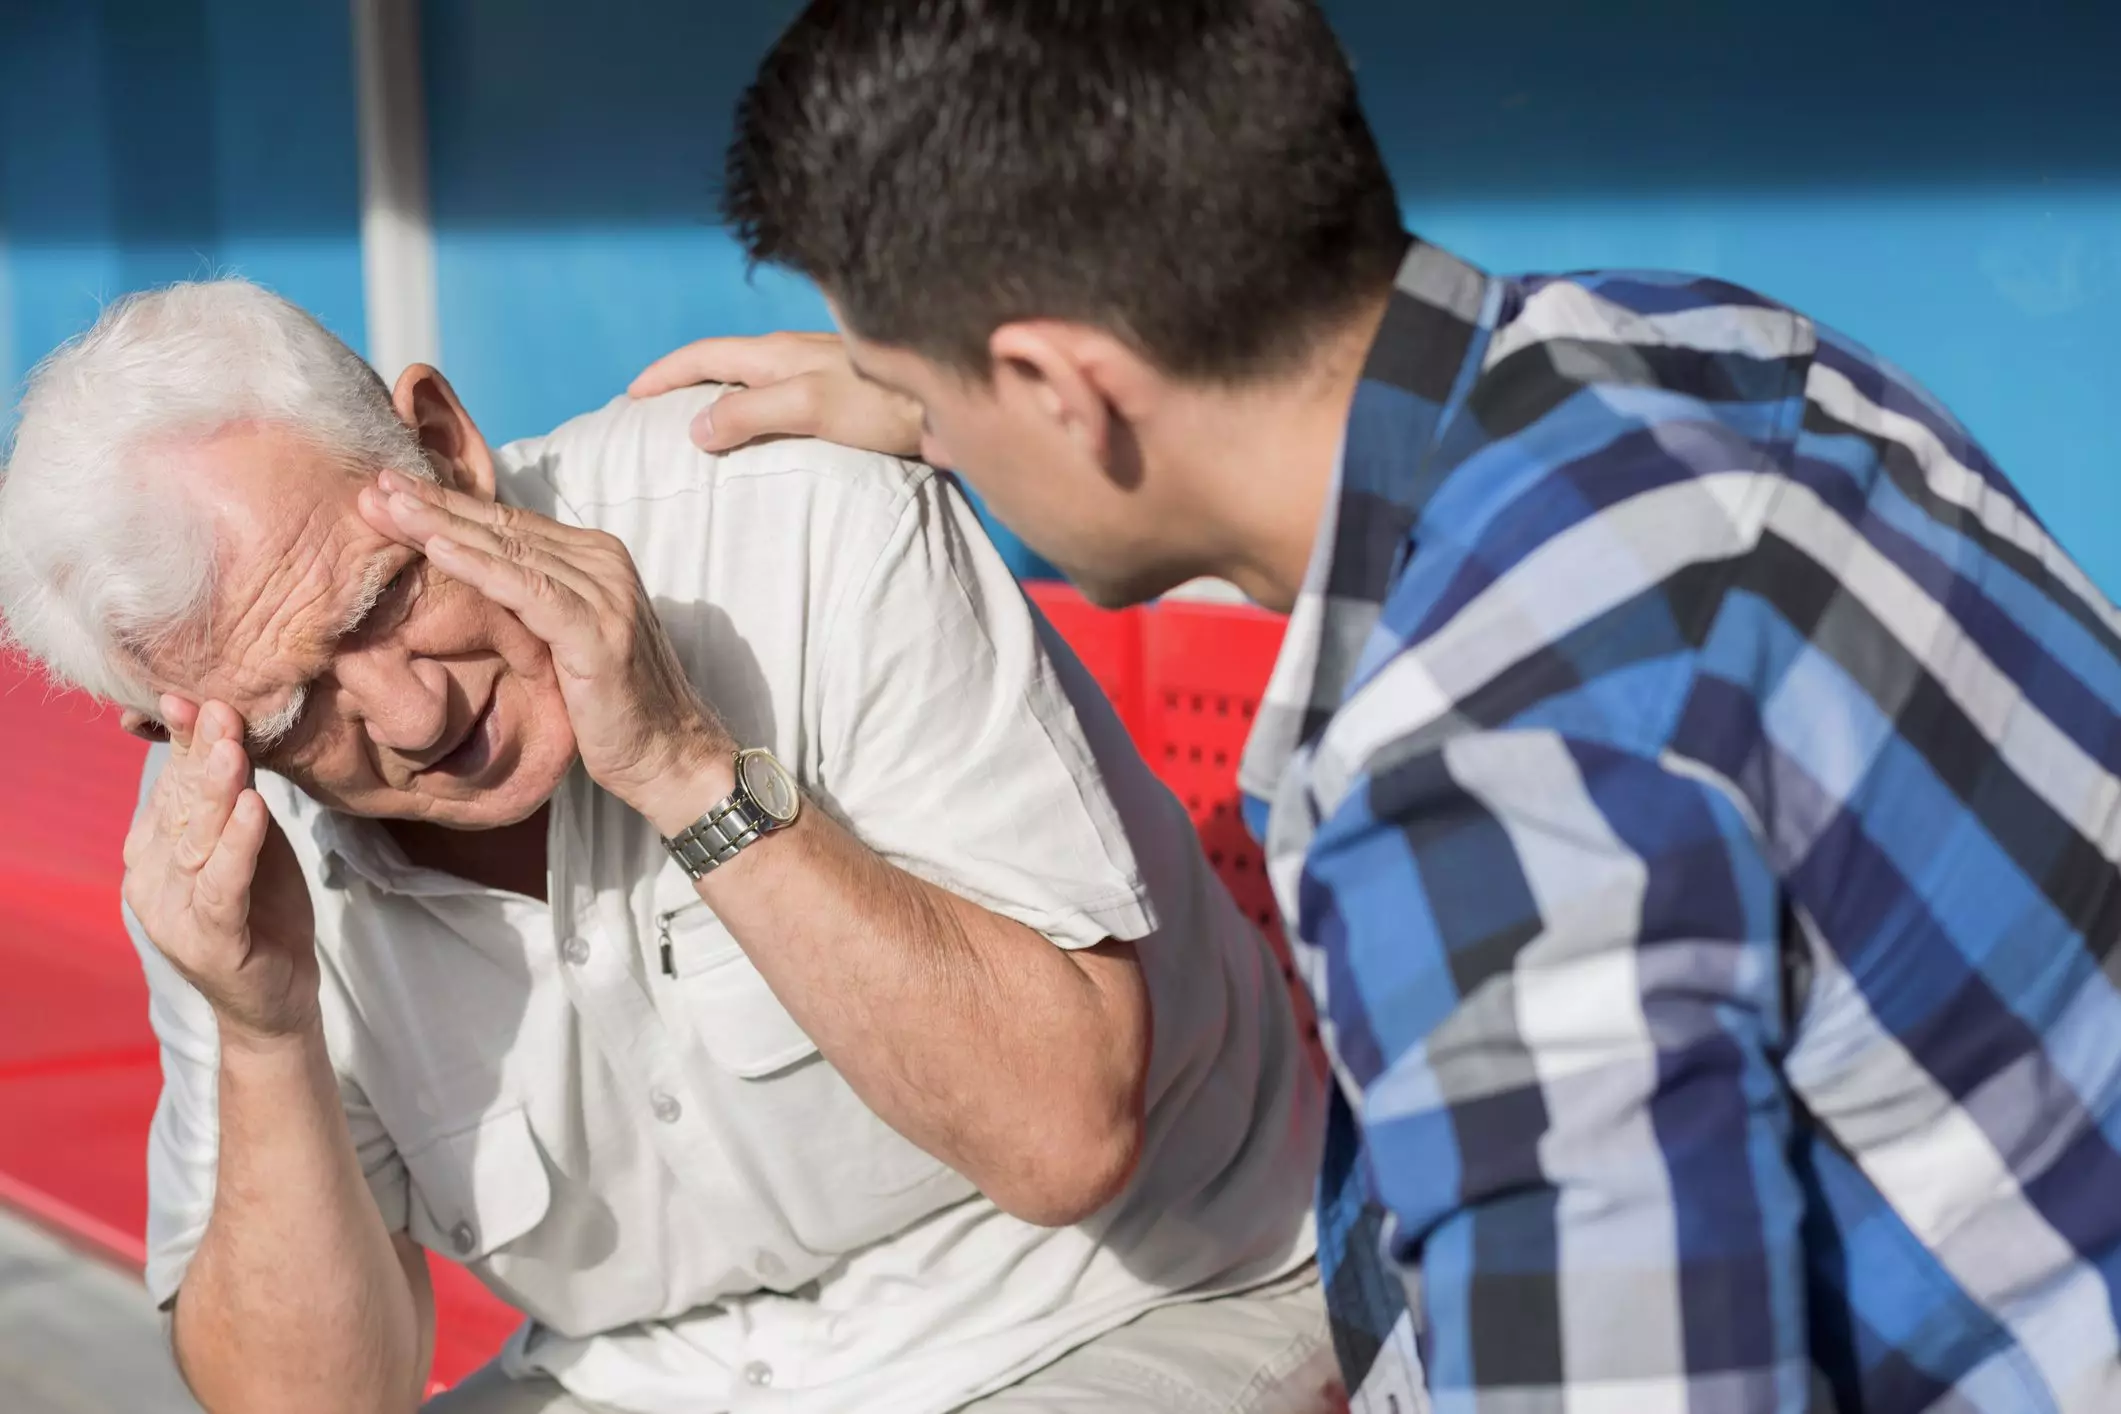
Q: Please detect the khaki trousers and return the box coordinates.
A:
[424,1270,1343,1414]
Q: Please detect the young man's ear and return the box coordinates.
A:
[988,323,1112,462]
[390,364,498,500]
[988,322,1158,484]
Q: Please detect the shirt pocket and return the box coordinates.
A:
[403,1103,554,1269]
[660,905,819,1077]
[660,907,972,1242]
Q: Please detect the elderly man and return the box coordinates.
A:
[0,280,1331,1414]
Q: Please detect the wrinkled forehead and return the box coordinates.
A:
[155,424,389,705]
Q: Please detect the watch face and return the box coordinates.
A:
[739,750,800,823]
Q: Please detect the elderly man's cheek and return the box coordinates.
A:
[283,729,377,803]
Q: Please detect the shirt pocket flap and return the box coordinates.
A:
[404,1104,552,1261]
[668,914,820,1079]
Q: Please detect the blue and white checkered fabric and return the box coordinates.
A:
[1242,238,2121,1412]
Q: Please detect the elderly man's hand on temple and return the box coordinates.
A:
[121,695,319,1045]
[359,468,735,833]
[629,331,924,461]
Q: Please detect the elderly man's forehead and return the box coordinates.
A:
[158,425,387,689]
[210,505,367,635]
[174,420,368,524]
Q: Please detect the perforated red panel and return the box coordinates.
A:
[1141,603,1322,1056]
[1024,581,1146,742]
[0,661,157,1256]
[1022,588,1320,1057]
[1141,602,1281,934]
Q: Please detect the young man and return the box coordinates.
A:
[632,0,2121,1408]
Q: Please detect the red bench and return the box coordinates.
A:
[0,582,1289,1387]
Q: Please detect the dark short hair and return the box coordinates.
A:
[724,0,1407,381]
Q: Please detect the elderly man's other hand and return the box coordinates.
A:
[122,696,319,1046]
[359,470,734,832]
[628,331,924,460]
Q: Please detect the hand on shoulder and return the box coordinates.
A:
[629,331,924,461]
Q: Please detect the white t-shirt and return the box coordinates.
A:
[129,387,1321,1414]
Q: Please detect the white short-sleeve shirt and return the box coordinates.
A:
[127,388,1320,1414]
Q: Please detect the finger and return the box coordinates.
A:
[690,375,831,452]
[371,469,505,528]
[172,700,228,822]
[159,700,245,850]
[361,484,509,558]
[192,788,269,934]
[372,473,598,553]
[628,333,836,400]
[184,701,248,792]
[377,491,609,608]
[194,698,245,755]
[161,694,202,754]
[172,736,247,876]
[356,485,428,550]
[421,535,601,652]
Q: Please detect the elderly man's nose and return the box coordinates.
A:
[339,657,452,753]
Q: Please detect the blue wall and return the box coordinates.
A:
[421,0,821,443]
[413,0,2121,585]
[0,0,370,428]
[1343,0,2121,586]
[5,1,2118,588]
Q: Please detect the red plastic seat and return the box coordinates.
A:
[1025,585,1318,1053]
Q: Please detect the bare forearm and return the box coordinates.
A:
[174,1025,429,1414]
[682,793,1149,1224]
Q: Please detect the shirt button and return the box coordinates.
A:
[741,1361,773,1388]
[561,936,591,966]
[651,1090,683,1124]
[450,1221,477,1255]
[755,1250,785,1281]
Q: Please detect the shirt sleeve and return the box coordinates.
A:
[129,879,222,1309]
[128,745,410,1307]
[1303,727,1809,1408]
[811,472,1155,951]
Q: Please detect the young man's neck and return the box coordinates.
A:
[384,807,551,902]
[1168,289,1393,612]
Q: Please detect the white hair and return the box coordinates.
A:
[0,279,433,713]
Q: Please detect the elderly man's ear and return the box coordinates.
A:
[390,364,497,501]
[119,695,200,743]
[119,708,168,742]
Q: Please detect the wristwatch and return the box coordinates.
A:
[662,748,802,879]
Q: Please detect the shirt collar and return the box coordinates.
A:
[288,765,575,903]
[306,801,495,898]
[1238,236,1497,809]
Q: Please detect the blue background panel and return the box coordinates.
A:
[3,1,2117,588]
[416,0,2121,586]
[0,0,370,427]
[421,0,823,444]
[1346,0,2121,588]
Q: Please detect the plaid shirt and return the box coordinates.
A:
[1241,238,2121,1412]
